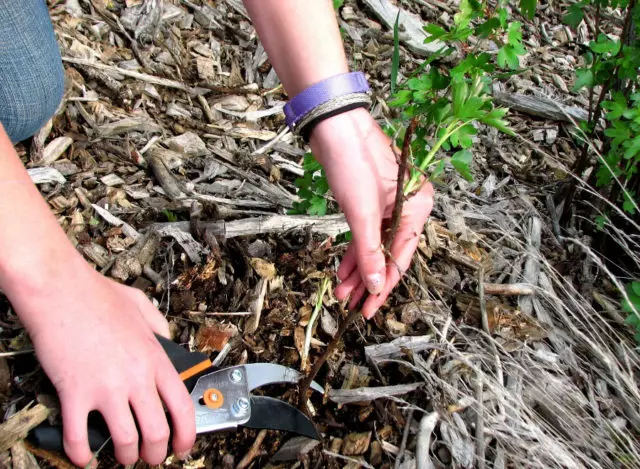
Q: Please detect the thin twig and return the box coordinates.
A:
[322,450,375,469]
[475,374,485,469]
[0,349,34,358]
[236,429,267,469]
[395,408,415,469]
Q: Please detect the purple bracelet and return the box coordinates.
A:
[284,72,371,134]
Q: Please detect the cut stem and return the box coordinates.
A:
[301,276,330,371]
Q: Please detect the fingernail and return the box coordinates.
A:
[176,451,190,461]
[366,274,384,294]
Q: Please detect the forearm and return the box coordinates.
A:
[0,124,84,319]
[242,0,349,95]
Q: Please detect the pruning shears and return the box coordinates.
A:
[29,334,324,452]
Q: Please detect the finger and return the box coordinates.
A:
[156,359,196,459]
[335,267,362,301]
[130,289,171,338]
[349,283,367,310]
[337,242,357,281]
[98,397,140,465]
[130,388,171,465]
[345,205,386,295]
[60,392,94,468]
[361,222,423,319]
[361,185,433,319]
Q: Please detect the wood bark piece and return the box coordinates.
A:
[11,441,40,469]
[416,411,439,469]
[364,335,434,363]
[361,0,446,56]
[28,167,66,185]
[42,136,73,165]
[244,278,267,335]
[328,383,422,405]
[62,57,200,94]
[91,204,141,239]
[492,88,589,123]
[518,217,541,316]
[152,224,204,264]
[153,213,350,239]
[97,117,162,137]
[148,155,184,199]
[271,436,320,462]
[166,132,209,157]
[0,404,50,453]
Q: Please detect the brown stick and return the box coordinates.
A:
[297,117,419,406]
[236,429,268,469]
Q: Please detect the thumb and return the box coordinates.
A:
[346,205,387,295]
[127,287,172,338]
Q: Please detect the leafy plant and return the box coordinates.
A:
[387,0,531,194]
[560,0,640,220]
[621,281,640,344]
[289,153,331,216]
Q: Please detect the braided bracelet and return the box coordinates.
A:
[284,71,372,141]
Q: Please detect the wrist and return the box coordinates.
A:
[309,107,375,164]
[0,239,90,330]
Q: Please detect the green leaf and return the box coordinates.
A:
[458,96,485,119]
[479,108,515,136]
[602,92,628,120]
[308,196,327,216]
[163,210,177,222]
[631,282,640,298]
[520,0,537,19]
[623,136,640,160]
[497,45,522,69]
[424,23,447,40]
[507,22,523,46]
[333,0,344,9]
[563,2,585,27]
[302,153,322,172]
[391,11,400,95]
[452,77,469,117]
[457,123,477,148]
[475,17,501,38]
[389,90,413,107]
[454,0,474,27]
[590,33,621,55]
[451,149,473,181]
[314,177,330,195]
[498,8,508,28]
[604,120,631,148]
[594,214,608,230]
[573,68,595,90]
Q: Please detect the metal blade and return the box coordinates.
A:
[243,396,321,440]
[241,363,324,394]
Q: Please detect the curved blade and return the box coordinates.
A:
[242,363,324,394]
[244,396,321,440]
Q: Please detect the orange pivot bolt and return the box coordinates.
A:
[202,388,224,409]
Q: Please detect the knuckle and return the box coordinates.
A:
[114,429,139,448]
[147,424,171,445]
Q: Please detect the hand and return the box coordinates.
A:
[10,261,195,467]
[310,108,434,319]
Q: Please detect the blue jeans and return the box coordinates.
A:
[0,0,65,143]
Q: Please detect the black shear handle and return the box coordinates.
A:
[28,334,209,452]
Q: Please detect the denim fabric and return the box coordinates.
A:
[0,0,65,143]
